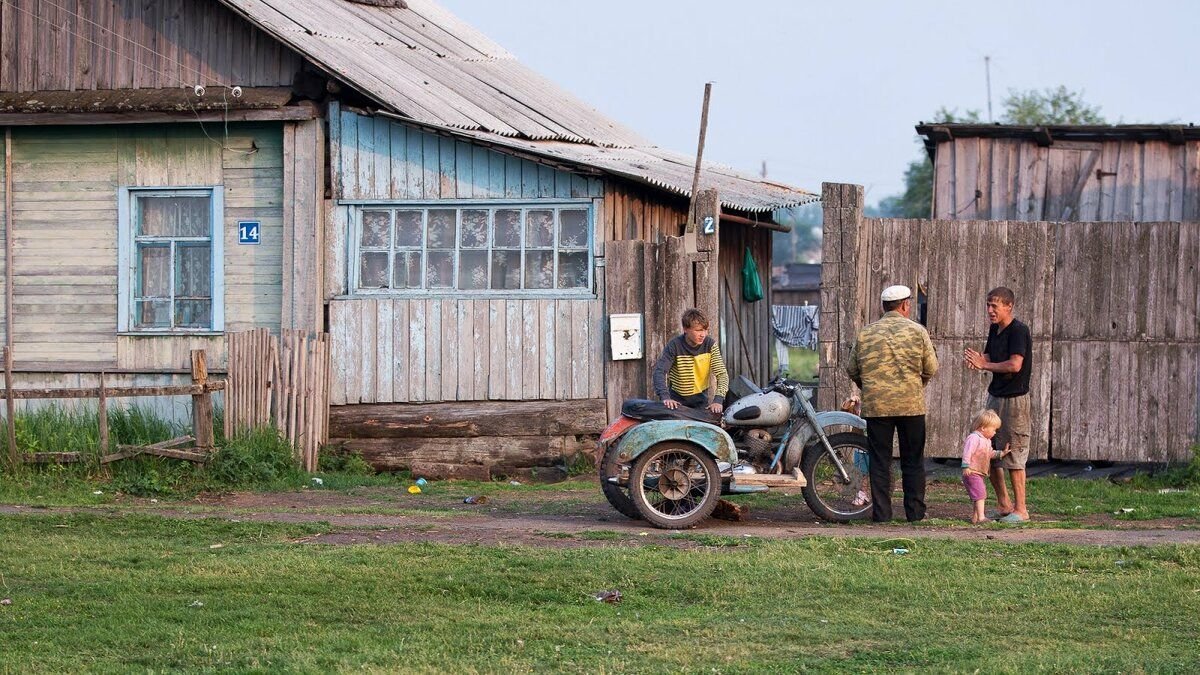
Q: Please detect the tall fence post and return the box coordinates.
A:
[3,346,14,467]
[191,350,214,450]
[818,182,864,412]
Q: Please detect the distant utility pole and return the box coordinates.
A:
[984,55,993,123]
[760,160,767,179]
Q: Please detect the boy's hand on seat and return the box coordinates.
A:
[707,402,724,415]
[663,399,679,410]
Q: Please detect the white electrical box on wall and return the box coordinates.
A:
[609,313,643,360]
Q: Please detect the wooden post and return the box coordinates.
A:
[3,346,14,467]
[97,371,108,459]
[191,349,214,450]
[817,183,864,412]
[685,82,714,230]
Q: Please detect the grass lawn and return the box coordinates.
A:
[2,513,1199,672]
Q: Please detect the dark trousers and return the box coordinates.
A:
[865,415,927,522]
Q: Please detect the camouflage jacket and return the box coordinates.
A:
[846,311,939,417]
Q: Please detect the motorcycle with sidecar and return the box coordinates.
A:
[597,376,872,528]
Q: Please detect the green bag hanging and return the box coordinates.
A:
[741,246,764,303]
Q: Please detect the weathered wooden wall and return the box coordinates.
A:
[329,103,605,202]
[719,219,772,387]
[0,0,302,91]
[0,123,285,371]
[824,182,1200,462]
[1051,221,1200,461]
[601,180,691,244]
[328,297,603,405]
[933,138,1200,222]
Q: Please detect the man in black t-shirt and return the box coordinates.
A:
[964,287,1033,522]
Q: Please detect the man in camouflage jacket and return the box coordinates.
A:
[846,285,939,522]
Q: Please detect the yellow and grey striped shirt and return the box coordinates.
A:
[652,334,730,403]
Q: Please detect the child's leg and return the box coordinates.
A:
[972,499,987,523]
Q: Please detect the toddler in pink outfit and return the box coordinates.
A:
[962,409,1010,523]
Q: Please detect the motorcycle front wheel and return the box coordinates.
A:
[630,442,721,529]
[800,432,873,523]
[599,441,641,519]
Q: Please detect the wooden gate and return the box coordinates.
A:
[225,328,331,471]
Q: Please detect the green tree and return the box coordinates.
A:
[876,88,1105,218]
[771,202,821,264]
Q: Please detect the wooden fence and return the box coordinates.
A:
[225,328,331,471]
[819,183,1200,462]
[0,347,222,468]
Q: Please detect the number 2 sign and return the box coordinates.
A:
[238,220,261,245]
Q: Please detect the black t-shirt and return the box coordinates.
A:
[984,318,1032,398]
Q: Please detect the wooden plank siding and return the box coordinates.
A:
[328,297,602,404]
[837,207,1199,462]
[0,123,285,371]
[0,0,301,92]
[933,138,1200,223]
[330,103,604,202]
[718,222,772,388]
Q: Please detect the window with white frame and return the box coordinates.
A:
[118,187,224,332]
[352,203,593,295]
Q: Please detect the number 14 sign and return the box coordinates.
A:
[238,220,261,245]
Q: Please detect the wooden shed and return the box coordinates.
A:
[916,123,1200,222]
[0,0,813,477]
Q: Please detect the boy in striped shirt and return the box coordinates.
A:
[652,308,729,415]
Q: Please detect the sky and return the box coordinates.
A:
[442,0,1200,205]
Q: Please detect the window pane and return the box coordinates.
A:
[526,210,553,248]
[136,300,171,328]
[494,209,521,248]
[490,251,521,290]
[460,210,488,249]
[559,209,588,249]
[458,251,488,290]
[525,250,554,289]
[175,244,211,297]
[138,196,209,237]
[395,210,423,248]
[426,251,453,288]
[393,251,422,289]
[428,209,455,248]
[137,244,171,297]
[361,210,391,248]
[359,252,389,289]
[557,251,589,289]
[175,300,211,328]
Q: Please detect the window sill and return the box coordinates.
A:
[334,293,597,301]
[118,331,225,337]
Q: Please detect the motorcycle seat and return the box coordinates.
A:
[620,398,721,424]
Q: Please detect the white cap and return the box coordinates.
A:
[881,285,912,302]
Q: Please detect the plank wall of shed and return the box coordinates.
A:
[933,138,1200,222]
[0,123,284,371]
[0,0,302,92]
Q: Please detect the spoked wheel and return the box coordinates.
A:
[599,442,641,519]
[630,442,721,529]
[800,432,873,523]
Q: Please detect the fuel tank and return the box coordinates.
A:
[722,390,790,427]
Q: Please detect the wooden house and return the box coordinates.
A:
[0,0,813,477]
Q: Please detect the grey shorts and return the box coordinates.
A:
[987,393,1031,470]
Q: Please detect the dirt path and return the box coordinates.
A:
[4,487,1199,548]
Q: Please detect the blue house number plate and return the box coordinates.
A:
[238,220,261,245]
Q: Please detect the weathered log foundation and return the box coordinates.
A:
[329,399,607,480]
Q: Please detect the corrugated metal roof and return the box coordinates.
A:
[217,0,817,211]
